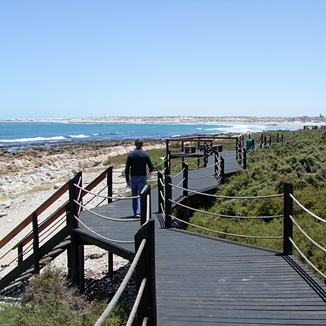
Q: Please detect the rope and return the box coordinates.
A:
[290,194,326,224]
[94,238,146,326]
[74,200,140,222]
[173,177,185,189]
[289,237,326,280]
[170,168,185,179]
[172,189,185,202]
[170,199,283,219]
[74,182,139,200]
[75,216,135,244]
[290,215,326,254]
[170,183,283,200]
[159,189,165,201]
[170,214,282,239]
[126,278,147,326]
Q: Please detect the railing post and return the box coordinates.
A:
[214,151,218,176]
[165,175,172,228]
[242,147,247,169]
[140,185,151,225]
[204,147,208,168]
[135,219,157,326]
[69,171,83,288]
[165,140,170,175]
[220,157,225,184]
[18,244,23,264]
[183,162,188,198]
[107,166,113,204]
[283,182,293,255]
[157,172,164,214]
[32,212,40,275]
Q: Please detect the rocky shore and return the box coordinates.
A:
[0,139,165,279]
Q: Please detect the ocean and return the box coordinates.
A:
[0,120,303,148]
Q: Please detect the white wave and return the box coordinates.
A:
[69,134,89,138]
[0,136,66,143]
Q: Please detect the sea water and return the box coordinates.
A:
[0,121,303,148]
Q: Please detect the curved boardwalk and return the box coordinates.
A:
[78,151,326,325]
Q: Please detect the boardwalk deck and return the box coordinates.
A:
[78,151,326,325]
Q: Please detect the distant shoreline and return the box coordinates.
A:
[1,115,325,125]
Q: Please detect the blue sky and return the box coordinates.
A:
[1,1,325,119]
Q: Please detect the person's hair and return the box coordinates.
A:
[135,138,143,148]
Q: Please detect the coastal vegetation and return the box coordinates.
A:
[0,264,129,326]
[188,129,326,280]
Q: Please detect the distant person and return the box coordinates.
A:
[125,138,154,217]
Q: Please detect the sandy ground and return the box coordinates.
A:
[0,140,165,279]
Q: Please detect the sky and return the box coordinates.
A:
[1,1,325,119]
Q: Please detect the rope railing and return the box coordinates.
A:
[74,200,140,222]
[290,193,326,224]
[94,238,146,326]
[283,188,326,280]
[170,183,284,200]
[75,215,135,244]
[74,182,139,200]
[170,198,283,219]
[290,215,326,254]
[289,238,326,280]
[170,214,282,239]
[170,167,185,180]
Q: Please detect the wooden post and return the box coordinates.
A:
[183,162,188,198]
[165,140,170,175]
[140,185,151,225]
[69,172,82,288]
[18,244,23,264]
[283,182,293,255]
[135,219,157,326]
[157,172,164,214]
[204,147,208,168]
[242,147,247,169]
[107,166,113,204]
[32,212,40,275]
[214,151,218,176]
[165,175,172,228]
[220,157,225,184]
[108,252,113,278]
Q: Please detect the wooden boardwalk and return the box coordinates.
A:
[78,151,326,325]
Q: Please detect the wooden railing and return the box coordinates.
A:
[0,167,113,291]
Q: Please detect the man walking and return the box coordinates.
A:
[125,138,154,217]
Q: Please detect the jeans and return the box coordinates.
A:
[130,175,147,215]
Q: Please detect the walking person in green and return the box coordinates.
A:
[125,138,154,217]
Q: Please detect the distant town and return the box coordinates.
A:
[1,115,326,124]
